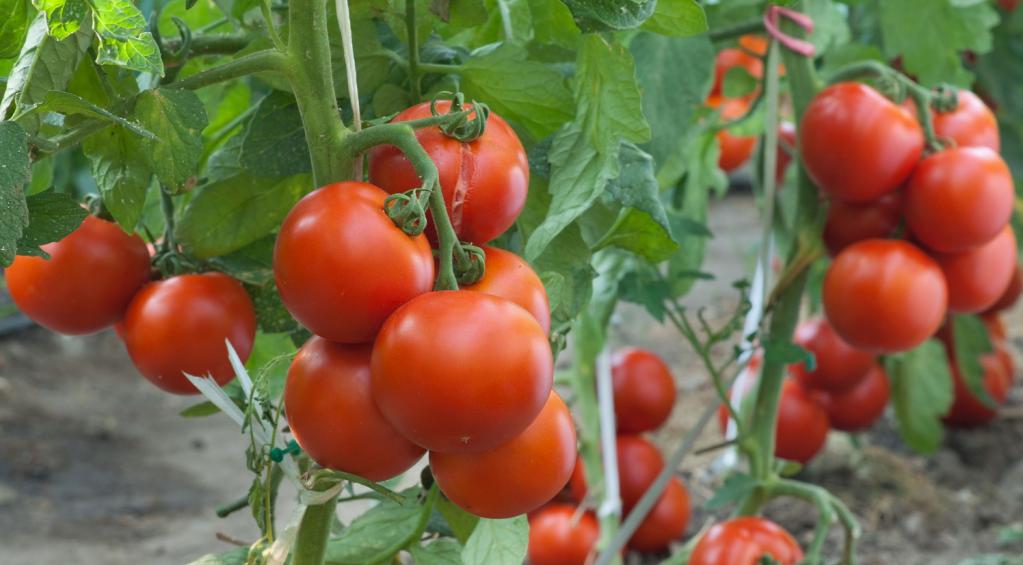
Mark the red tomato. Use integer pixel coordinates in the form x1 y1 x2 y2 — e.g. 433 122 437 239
568 436 665 512
904 147 1014 253
711 49 762 98
690 517 804 565
982 312 1007 343
984 264 1022 314
6 215 150 334
284 337 424 481
430 392 577 518
775 121 797 183
997 344 1015 383
462 246 550 333
274 182 434 343
710 96 756 173
1000 0 1021 11
944 354 1011 427
628 477 691 552
815 364 890 432
935 226 1018 314
611 347 676 434
122 273 255 394
527 504 599 565
800 83 923 202
790 317 875 393
822 192 903 256
371 291 552 453
368 101 529 244
823 240 948 353
935 90 1000 151
568 456 587 503
775 379 830 464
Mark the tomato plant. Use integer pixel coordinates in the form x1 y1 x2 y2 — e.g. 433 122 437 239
611 347 676 434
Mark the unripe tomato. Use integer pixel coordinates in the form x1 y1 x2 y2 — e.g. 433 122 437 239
527 504 599 565
284 338 425 481
274 182 434 344
984 264 1022 314
822 192 903 256
462 246 550 333
568 435 665 512
368 101 528 244
800 82 923 202
815 364 890 432
904 147 1014 253
775 121 797 182
611 347 676 434
790 317 875 393
943 354 1011 427
934 90 1000 151
372 291 552 453
122 273 255 394
934 226 1018 314
430 392 576 518
7 215 150 334
776 379 829 464
709 96 756 173
823 240 947 353
628 477 691 552
690 517 804 565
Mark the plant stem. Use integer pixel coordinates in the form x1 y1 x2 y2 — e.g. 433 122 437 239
162 32 255 59
708 19 765 42
405 0 421 102
168 49 288 90
418 62 463 74
216 495 250 518
291 477 340 565
159 187 177 252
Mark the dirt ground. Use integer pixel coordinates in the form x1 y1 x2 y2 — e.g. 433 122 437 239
2 193 1022 564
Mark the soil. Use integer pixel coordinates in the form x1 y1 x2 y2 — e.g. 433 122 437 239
2 192 1021 564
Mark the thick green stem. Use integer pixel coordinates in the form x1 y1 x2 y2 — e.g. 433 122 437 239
168 49 287 90
405 0 422 102
772 479 836 564
162 32 255 60
291 479 340 565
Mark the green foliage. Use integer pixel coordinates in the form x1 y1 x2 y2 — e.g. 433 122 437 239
886 340 955 454
461 516 528 565
34 0 88 40
241 92 312 177
16 190 87 256
952 314 997 407
561 0 656 32
83 125 153 230
90 0 164 74
0 121 31 266
133 88 208 193
409 538 465 565
324 490 423 564
436 497 479 544
705 472 757 510
0 0 31 58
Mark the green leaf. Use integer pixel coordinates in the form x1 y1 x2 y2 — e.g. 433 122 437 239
803 0 850 57
595 208 677 263
207 235 275 286
0 121 31 266
133 88 208 193
461 516 528 565
561 0 656 32
246 331 296 399
606 141 670 232
176 173 309 259
618 263 672 321
324 493 422 565
187 547 248 565
83 124 153 230
722 66 757 99
27 156 55 195
460 43 574 140
179 401 221 418
34 0 90 39
886 339 954 454
16 190 88 256
528 0 579 47
640 0 707 37
436 497 479 544
90 0 164 75
240 92 311 178
952 314 997 407
705 472 756 510
17 90 156 138
246 280 303 335
410 538 465 565
762 338 811 367
0 0 31 58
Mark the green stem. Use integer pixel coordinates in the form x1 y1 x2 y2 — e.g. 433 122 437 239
405 0 422 102
168 49 287 90
771 479 836 564
320 470 404 503
215 495 250 518
159 188 177 253
162 32 255 59
291 477 341 565
418 62 462 74
708 19 765 42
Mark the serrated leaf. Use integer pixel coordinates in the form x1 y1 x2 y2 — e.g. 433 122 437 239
0 0 31 58
0 121 31 266
886 340 954 454
133 88 208 193
618 264 672 321
16 190 88 256
436 497 479 544
240 92 311 178
324 492 422 565
34 0 89 39
17 90 156 138
83 124 153 230
409 538 465 565
606 142 670 232
595 207 677 262
527 0 579 47
952 314 997 407
90 0 164 75
705 472 757 509
561 0 656 32
640 0 707 37
461 516 528 565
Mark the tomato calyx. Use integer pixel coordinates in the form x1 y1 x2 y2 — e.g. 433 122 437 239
453 243 486 285
385 188 432 236
430 91 490 143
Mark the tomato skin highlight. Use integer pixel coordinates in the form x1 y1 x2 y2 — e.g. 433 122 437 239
429 392 577 518
943 354 1011 427
273 182 434 344
815 364 890 432
368 101 529 244
790 317 875 393
984 264 1022 314
527 504 599 565
284 337 425 481
628 477 691 552
934 226 1018 314
800 82 923 203
371 291 553 454
822 192 903 256
7 215 150 335
934 90 1000 152
904 147 1014 253
775 379 830 464
122 273 256 394
823 240 948 353
611 347 676 434
462 246 550 334
690 517 804 565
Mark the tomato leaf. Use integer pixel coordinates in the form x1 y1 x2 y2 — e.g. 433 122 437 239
722 66 757 99
461 516 528 565
240 92 311 178
0 121 31 266
15 190 88 257
34 0 89 39
324 490 422 565
133 88 208 193
640 0 707 37
90 0 164 75
246 331 296 400
762 338 812 369
207 235 275 286
409 538 465 565
952 314 997 408
885 339 954 454
83 125 154 230
179 401 222 418
0 0 31 58
804 0 850 57
704 472 757 510
14 90 156 139
528 0 579 47
27 156 55 196
561 0 657 32
436 497 479 544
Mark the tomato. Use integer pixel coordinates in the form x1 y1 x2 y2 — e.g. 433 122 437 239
284 338 424 481
823 240 947 353
984 264 1022 314
997 344 1015 383
274 182 434 343
568 456 587 503
430 392 576 518
943 353 1011 427
775 121 797 183
709 96 756 173
611 347 676 433
935 226 1018 314
904 147 1014 253
982 312 1007 343
790 317 875 393
568 435 664 512
775 379 829 464
6 215 150 335
628 477 691 552
462 246 550 333
122 273 255 394
690 517 804 565
800 82 923 202
368 101 528 244
527 504 599 565
371 290 552 453
935 90 1000 151
822 192 903 256
711 49 762 98
815 364 890 432
1000 0 1021 11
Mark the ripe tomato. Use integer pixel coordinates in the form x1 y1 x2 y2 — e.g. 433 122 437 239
815 364 890 432
611 347 676 434
527 504 599 565
368 101 528 244
800 82 923 202
122 273 255 394
6 215 150 334
904 147 1014 253
690 517 804 565
1000 0 1021 11
568 436 664 512
775 121 797 183
944 353 1011 427
284 338 424 481
982 312 1007 343
430 392 576 518
371 291 552 453
790 317 875 393
711 49 762 98
984 264 1022 314
823 240 947 353
822 192 903 256
776 379 829 464
628 477 691 552
567 456 587 503
935 226 1018 314
709 96 756 173
462 246 550 333
934 90 1000 151
274 182 434 343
